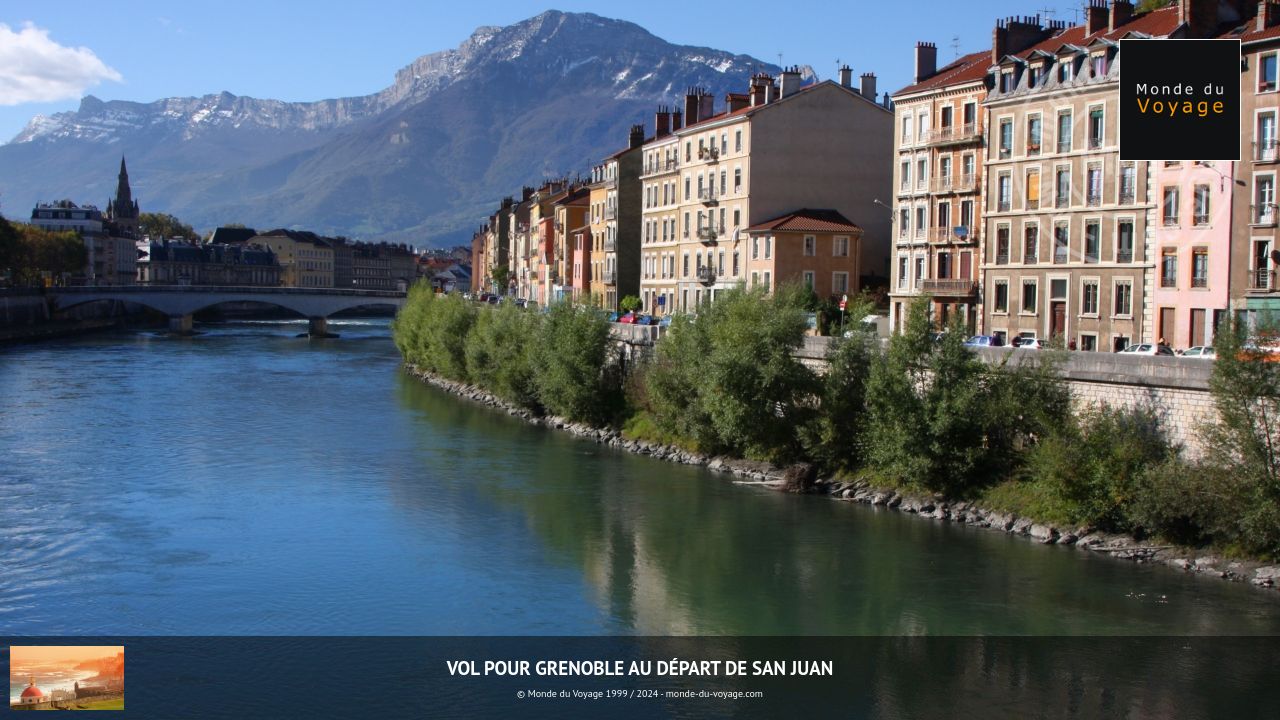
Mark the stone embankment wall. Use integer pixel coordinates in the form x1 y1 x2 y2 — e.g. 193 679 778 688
610 328 1217 454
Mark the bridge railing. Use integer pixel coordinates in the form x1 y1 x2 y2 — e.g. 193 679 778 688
49 285 407 299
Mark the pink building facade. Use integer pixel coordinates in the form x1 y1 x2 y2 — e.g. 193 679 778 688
1151 161 1234 350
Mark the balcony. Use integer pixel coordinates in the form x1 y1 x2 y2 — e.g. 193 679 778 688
1057 140 1072 153
1191 275 1208 289
1088 136 1103 150
921 279 977 296
1253 204 1278 226
997 199 1011 212
603 237 616 252
1024 247 1039 264
603 269 616 286
1117 248 1134 263
697 225 722 243
1026 197 1039 210
1055 195 1070 209
995 252 1010 265
696 265 716 284
1256 140 1278 163
998 147 1012 160
927 227 976 244
604 206 617 220
1252 268 1273 292
1026 142 1042 156
1053 247 1069 264
924 123 981 147
1119 190 1136 205
697 187 719 205
697 146 720 163
1086 194 1102 207
1194 213 1210 226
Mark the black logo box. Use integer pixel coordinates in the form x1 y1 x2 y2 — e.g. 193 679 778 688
1120 38 1241 161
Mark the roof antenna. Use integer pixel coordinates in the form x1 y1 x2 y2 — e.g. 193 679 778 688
950 36 961 58
777 52 783 69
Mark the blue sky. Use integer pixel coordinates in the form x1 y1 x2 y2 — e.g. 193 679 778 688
0 0 1091 143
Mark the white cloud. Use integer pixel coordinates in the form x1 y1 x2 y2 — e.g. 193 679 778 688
0 22 122 106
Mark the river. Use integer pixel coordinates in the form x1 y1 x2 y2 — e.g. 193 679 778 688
2 317 1279 639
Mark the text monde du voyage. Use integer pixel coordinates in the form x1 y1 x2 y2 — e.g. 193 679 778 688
445 659 835 677
1133 82 1229 118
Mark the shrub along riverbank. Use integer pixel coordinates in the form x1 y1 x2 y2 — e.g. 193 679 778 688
393 282 1280 561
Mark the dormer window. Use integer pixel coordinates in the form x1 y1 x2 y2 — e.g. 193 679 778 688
1091 53 1108 78
1028 64 1042 87
1000 70 1016 93
1058 61 1071 83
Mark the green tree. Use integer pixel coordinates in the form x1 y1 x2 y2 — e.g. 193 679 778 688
619 295 642 313
641 284 817 461
803 294 876 471
531 300 616 424
419 291 477 380
864 297 991 493
490 265 511 294
465 301 540 408
139 212 198 241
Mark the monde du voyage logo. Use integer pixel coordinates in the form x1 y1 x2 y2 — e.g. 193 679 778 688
1120 38 1241 161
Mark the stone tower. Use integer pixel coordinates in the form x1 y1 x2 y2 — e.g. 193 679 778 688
106 156 140 236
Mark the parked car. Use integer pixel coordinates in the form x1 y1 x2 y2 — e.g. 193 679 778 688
1180 346 1216 359
963 335 1004 347
1011 336 1044 349
635 314 655 326
658 315 672 328
487 295 500 304
618 312 636 324
1119 343 1175 356
607 312 620 323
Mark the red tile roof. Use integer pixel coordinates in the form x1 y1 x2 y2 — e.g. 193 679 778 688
745 209 862 234
893 50 990 97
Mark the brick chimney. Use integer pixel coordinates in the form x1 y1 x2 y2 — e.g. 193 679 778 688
1109 0 1135 31
726 92 749 112
1178 0 1218 38
915 42 937 83
671 110 682 130
1086 0 1108 35
629 124 645 149
779 66 802 98
654 106 671 138
684 87 703 126
992 16 1052 66
1260 0 1280 30
860 72 877 100
698 89 715 120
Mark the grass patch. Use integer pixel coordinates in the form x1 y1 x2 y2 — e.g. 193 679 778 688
621 411 701 453
974 478 1077 528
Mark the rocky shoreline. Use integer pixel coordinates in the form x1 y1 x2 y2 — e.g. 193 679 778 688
405 364 1280 594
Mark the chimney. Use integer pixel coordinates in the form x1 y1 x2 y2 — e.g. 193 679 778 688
764 78 779 103
1109 0 1134 31
1178 0 1217 38
778 66 801 98
684 87 702 125
749 74 770 106
915 42 938 83
992 16 1052 66
671 110 683 130
654 106 671 138
1086 0 1108 35
629 124 645 149
522 186 534 202
860 72 877 100
838 65 853 88
698 89 714 120
1259 0 1280 30
726 92 749 112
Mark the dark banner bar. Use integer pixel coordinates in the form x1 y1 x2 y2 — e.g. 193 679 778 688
4 636 1279 719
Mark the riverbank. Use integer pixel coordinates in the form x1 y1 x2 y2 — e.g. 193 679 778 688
404 363 1280 594
0 317 124 344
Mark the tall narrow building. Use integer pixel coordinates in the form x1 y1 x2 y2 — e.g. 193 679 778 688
106 156 140 237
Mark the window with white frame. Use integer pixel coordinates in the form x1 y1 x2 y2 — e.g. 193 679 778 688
833 272 849 294
833 236 850 257
803 235 816 256
1113 279 1133 317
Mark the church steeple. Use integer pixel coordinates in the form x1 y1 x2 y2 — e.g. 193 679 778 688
106 155 140 237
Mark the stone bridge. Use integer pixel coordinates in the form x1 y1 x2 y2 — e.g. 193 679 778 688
49 285 407 335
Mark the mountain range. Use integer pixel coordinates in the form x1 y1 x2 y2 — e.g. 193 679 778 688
0 11 809 247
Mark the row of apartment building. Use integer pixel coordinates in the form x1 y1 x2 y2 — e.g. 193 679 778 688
890 0 1280 351
472 67 896 314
